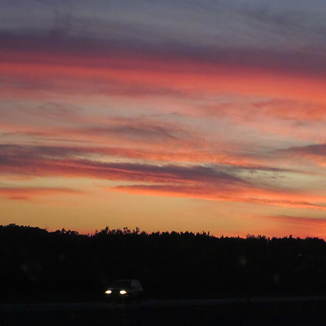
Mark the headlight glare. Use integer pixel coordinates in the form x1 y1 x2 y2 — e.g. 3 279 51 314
120 290 127 295
105 289 112 295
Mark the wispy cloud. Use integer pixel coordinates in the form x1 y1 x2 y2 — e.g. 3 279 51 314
1 0 326 234
0 144 325 210
113 184 326 211
0 186 83 200
278 144 326 167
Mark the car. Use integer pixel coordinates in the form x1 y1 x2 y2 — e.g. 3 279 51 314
104 279 144 302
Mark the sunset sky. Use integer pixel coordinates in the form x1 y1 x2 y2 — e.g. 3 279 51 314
1 0 326 237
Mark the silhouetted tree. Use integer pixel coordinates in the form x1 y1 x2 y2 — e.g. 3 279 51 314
1 224 326 302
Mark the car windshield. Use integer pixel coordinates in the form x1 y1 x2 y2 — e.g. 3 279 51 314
110 280 132 288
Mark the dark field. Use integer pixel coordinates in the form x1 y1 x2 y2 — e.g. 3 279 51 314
1 298 326 326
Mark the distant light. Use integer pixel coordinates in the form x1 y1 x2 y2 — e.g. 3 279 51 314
105 289 112 295
120 290 127 295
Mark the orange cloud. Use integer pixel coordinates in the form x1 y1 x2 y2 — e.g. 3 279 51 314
2 36 326 226
1 144 321 210
2 47 326 148
1 47 326 105
113 183 326 211
0 187 83 200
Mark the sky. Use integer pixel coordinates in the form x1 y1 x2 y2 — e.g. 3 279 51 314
1 0 326 237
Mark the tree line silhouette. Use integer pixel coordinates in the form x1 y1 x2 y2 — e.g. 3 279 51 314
1 224 326 302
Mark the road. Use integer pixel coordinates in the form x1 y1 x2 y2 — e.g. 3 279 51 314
1 296 326 311
1 297 326 325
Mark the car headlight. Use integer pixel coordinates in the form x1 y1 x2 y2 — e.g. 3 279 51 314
105 289 112 295
120 290 127 295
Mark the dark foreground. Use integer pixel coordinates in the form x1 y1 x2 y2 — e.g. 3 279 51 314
1 297 326 326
